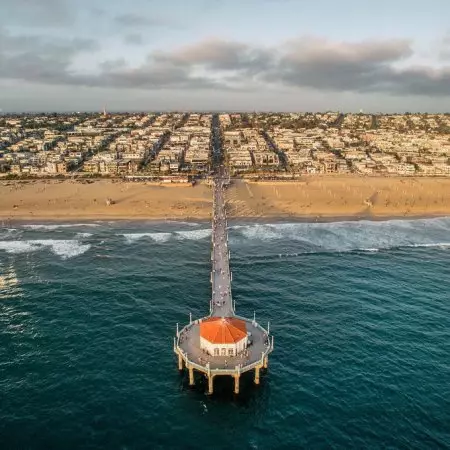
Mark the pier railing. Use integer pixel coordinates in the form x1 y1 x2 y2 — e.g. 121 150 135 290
175 318 274 375
175 341 273 376
210 177 234 315
177 317 271 341
174 167 274 384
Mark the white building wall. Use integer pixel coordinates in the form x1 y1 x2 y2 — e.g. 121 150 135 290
200 336 248 356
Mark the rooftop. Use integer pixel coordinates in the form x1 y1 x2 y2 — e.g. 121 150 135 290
200 316 247 344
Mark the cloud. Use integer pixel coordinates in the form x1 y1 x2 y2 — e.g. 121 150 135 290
267 37 414 92
1 32 450 97
1 0 73 27
154 39 274 74
283 37 413 64
114 13 171 28
266 37 450 97
439 31 450 60
0 29 98 85
100 67 222 90
89 6 108 19
0 30 222 91
98 58 128 72
123 33 144 45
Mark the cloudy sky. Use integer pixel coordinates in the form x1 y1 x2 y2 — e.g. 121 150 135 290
1 0 450 112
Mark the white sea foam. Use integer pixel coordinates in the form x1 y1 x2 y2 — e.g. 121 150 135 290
407 242 450 249
0 228 20 239
175 229 211 240
76 232 93 239
0 240 91 259
22 224 100 230
122 233 152 243
148 233 172 243
0 241 40 254
35 240 91 258
122 228 211 243
232 217 450 254
239 224 281 241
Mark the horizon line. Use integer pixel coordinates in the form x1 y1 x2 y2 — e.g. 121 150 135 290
2 110 450 115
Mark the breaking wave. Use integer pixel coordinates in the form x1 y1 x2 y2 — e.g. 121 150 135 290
5 217 450 257
0 240 91 259
122 229 211 243
175 229 211 240
231 217 450 254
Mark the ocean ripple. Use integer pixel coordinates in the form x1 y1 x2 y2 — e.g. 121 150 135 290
1 217 449 449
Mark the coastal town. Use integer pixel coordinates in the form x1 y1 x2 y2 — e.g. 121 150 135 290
2 112 450 180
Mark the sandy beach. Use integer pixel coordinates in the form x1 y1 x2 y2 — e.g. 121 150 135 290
226 176 450 220
0 179 212 221
1 176 450 222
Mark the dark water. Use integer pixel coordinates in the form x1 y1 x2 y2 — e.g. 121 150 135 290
1 218 450 449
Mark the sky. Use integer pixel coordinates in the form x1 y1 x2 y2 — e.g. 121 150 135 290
1 0 450 112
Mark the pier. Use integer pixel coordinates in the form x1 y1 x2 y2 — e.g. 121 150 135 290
174 132 273 394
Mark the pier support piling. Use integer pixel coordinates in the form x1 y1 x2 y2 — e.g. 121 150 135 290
234 374 240 394
264 357 269 370
189 366 195 386
178 353 183 371
254 366 260 385
208 375 214 395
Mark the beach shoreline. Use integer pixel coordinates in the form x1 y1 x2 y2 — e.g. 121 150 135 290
2 213 449 228
2 176 450 223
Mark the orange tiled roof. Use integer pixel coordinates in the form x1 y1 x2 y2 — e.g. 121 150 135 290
200 316 247 344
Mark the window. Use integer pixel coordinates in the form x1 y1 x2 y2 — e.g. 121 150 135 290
221 348 226 356
214 348 219 356
228 348 234 356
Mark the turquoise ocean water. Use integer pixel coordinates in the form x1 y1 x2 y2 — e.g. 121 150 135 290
1 218 449 449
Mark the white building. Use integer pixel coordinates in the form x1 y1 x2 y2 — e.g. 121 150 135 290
199 317 248 357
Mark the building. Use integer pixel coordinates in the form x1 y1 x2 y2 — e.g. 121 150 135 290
223 131 242 146
199 316 248 357
83 161 100 173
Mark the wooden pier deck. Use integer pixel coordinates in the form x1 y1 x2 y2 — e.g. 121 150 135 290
174 123 273 395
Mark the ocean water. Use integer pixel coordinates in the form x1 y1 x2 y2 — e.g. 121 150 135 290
1 218 450 449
